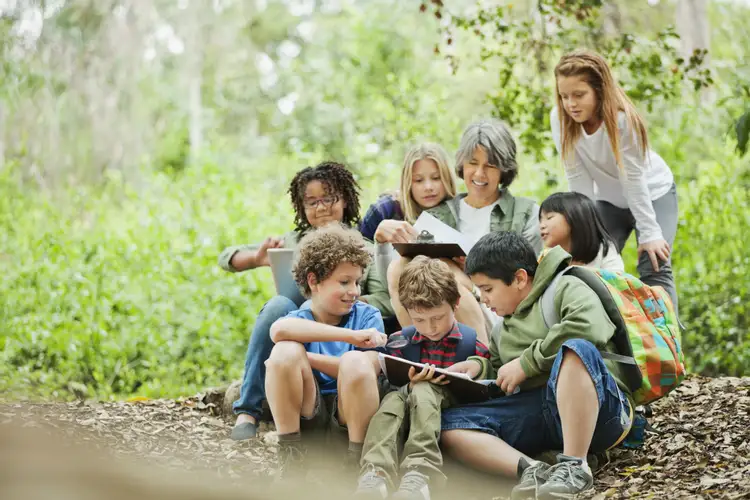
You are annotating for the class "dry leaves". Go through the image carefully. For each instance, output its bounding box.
[1,375,748,499]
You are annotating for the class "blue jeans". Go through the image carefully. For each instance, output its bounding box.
[232,295,298,420]
[441,339,633,456]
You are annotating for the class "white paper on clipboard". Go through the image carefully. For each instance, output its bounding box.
[412,212,474,255]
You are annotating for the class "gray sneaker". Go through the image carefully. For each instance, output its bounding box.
[511,458,551,500]
[354,466,388,499]
[392,470,430,500]
[536,454,594,499]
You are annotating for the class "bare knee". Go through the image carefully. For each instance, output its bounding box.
[338,351,378,386]
[266,341,306,370]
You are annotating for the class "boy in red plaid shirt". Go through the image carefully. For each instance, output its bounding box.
[354,256,489,500]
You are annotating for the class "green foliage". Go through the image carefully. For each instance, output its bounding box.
[735,109,750,156]
[425,0,711,167]
[0,161,296,399]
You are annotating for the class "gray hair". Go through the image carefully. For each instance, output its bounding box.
[454,118,518,188]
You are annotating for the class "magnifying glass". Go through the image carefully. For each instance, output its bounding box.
[385,332,409,350]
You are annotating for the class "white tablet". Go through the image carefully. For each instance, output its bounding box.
[267,248,306,307]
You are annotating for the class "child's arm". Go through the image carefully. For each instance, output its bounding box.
[270,317,386,348]
[218,236,284,272]
[360,263,395,318]
[307,353,340,378]
[460,322,502,379]
[519,277,615,378]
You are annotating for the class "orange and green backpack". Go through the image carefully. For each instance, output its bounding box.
[540,266,686,405]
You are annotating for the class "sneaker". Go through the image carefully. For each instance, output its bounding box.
[392,470,430,500]
[354,465,389,499]
[230,421,258,441]
[536,454,594,500]
[510,458,551,500]
[274,439,307,482]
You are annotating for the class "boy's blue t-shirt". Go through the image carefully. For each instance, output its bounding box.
[283,301,385,394]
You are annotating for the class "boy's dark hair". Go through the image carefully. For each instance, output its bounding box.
[465,232,538,285]
[540,192,617,264]
[288,161,362,234]
[398,256,460,311]
[292,223,371,297]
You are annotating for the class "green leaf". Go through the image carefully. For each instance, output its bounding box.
[736,109,750,157]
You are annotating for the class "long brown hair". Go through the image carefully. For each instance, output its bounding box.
[554,50,649,170]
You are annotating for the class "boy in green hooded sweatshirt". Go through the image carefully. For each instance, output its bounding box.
[440,231,633,500]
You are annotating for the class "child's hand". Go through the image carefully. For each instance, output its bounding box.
[255,236,284,267]
[637,238,671,272]
[495,358,527,395]
[408,364,447,388]
[374,220,418,244]
[444,360,482,379]
[350,328,387,349]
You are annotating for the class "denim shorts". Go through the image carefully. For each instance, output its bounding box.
[441,339,633,456]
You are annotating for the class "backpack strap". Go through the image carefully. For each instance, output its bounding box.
[398,326,422,363]
[454,323,478,362]
[539,266,639,369]
[540,265,574,329]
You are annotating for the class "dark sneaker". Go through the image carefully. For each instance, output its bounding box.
[536,454,594,500]
[392,470,430,500]
[230,421,258,441]
[274,439,307,482]
[511,458,551,500]
[354,465,389,499]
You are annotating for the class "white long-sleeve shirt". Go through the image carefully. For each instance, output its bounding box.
[550,107,674,243]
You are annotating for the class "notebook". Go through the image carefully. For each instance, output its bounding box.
[267,248,306,307]
[378,353,506,404]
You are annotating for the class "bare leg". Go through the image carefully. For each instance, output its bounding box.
[556,348,598,458]
[337,351,382,443]
[264,341,318,435]
[441,429,529,477]
[387,256,413,328]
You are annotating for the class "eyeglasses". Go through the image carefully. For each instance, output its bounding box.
[303,195,340,210]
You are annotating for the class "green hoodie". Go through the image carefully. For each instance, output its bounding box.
[470,246,630,395]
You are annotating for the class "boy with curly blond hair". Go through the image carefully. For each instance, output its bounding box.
[266,223,388,479]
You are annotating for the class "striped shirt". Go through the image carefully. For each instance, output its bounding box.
[391,322,490,368]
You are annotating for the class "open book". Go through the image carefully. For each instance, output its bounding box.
[378,353,504,404]
[392,212,474,260]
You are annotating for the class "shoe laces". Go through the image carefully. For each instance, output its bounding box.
[520,462,548,488]
[546,460,579,485]
[399,471,428,493]
[358,466,386,490]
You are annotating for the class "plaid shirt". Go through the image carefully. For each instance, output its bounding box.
[391,322,490,368]
[359,194,404,241]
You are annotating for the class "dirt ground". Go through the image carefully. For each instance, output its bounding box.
[1,375,748,499]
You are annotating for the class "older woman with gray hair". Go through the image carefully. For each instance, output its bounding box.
[387,119,542,344]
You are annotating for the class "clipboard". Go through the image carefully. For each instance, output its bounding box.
[392,242,466,259]
[378,354,504,404]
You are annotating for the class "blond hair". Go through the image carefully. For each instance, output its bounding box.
[399,143,457,223]
[398,256,460,311]
[554,49,649,170]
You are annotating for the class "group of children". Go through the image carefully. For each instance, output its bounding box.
[220,50,679,499]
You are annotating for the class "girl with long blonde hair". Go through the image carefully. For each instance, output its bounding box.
[552,49,679,310]
[360,142,457,274]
